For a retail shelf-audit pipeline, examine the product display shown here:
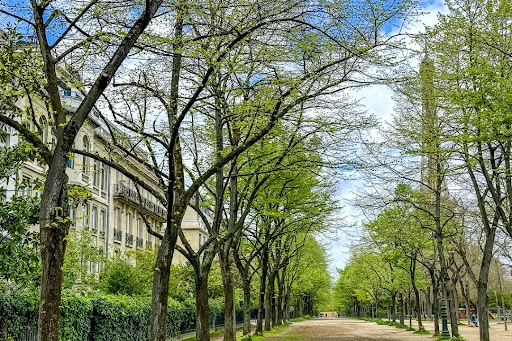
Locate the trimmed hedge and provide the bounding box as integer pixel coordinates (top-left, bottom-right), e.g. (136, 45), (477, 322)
(0, 293), (193, 341)
(0, 294), (38, 340)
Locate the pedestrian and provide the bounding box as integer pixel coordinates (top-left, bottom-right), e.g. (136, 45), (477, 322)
(471, 313), (478, 327)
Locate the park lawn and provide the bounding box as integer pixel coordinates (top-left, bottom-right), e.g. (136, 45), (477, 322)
(239, 322), (305, 341)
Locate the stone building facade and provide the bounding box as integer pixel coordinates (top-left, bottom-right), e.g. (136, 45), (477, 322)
(2, 86), (208, 270)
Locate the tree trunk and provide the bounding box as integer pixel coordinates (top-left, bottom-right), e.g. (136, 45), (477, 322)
(461, 280), (472, 326)
(498, 273), (507, 330)
(242, 279), (252, 335)
(426, 287), (432, 321)
(38, 169), (70, 341)
(391, 292), (396, 322)
(284, 293), (290, 323)
(195, 273), (211, 341)
(433, 285), (440, 335)
(408, 289), (412, 328)
(277, 278), (284, 325)
(149, 215), (180, 341)
(413, 286), (423, 330)
(272, 295), (277, 327)
(451, 277), (460, 324)
(256, 245), (268, 335)
(265, 271), (276, 331)
(399, 292), (405, 325)
(220, 251), (236, 341)
(475, 218), (496, 341)
(436, 236), (459, 337)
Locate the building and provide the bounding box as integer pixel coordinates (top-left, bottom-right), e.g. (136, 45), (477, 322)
(1, 81), (209, 270)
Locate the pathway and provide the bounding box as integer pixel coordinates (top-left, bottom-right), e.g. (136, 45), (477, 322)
(262, 318), (512, 340)
(263, 319), (432, 341)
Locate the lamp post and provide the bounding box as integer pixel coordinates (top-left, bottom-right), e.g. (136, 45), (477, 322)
(440, 299), (451, 339)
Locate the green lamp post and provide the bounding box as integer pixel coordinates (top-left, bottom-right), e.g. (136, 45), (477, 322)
(440, 299), (451, 339)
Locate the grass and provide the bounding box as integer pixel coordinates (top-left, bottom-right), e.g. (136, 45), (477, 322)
(435, 336), (466, 341)
(182, 330), (224, 341)
(360, 318), (431, 334)
(236, 316), (312, 341)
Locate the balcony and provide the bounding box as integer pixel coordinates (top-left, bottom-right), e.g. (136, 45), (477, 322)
(136, 237), (143, 248)
(113, 183), (166, 221)
(114, 229), (122, 243)
(125, 233), (133, 246)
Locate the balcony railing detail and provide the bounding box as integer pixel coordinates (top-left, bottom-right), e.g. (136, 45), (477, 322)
(136, 237), (143, 248)
(113, 183), (166, 220)
(114, 229), (122, 242)
(126, 233), (133, 246)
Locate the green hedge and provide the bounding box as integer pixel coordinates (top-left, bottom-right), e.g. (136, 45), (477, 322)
(60, 293), (93, 341)
(0, 294), (38, 340)
(0, 293), (193, 341)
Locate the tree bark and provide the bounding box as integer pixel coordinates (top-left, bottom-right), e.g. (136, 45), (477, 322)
(476, 226), (496, 341)
(195, 272), (211, 341)
(38, 170), (70, 341)
(242, 279), (252, 335)
(391, 292), (396, 322)
(426, 287), (432, 321)
(433, 285), (440, 335)
(149, 221), (179, 341)
(265, 271), (276, 330)
(256, 244), (268, 334)
(277, 275), (284, 325)
(399, 292), (405, 325)
(219, 251), (236, 341)
(436, 233), (459, 336)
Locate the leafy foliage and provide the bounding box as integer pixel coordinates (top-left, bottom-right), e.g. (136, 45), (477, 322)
(0, 293), (192, 341)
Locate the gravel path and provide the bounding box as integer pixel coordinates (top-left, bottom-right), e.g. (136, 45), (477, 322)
(263, 319), (433, 341)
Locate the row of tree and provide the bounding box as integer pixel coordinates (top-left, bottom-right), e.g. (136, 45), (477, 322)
(0, 0), (415, 340)
(335, 1), (512, 341)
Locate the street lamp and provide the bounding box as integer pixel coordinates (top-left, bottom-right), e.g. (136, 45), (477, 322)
(440, 299), (451, 339)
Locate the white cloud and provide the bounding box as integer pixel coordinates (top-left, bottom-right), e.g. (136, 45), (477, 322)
(327, 1), (449, 274)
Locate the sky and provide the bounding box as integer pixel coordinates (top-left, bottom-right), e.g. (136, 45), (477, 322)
(324, 0), (449, 277)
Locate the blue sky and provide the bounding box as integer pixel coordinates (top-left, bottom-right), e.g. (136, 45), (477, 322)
(324, 0), (448, 277)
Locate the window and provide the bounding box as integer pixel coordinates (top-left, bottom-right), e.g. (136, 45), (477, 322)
(93, 161), (99, 187)
(82, 136), (89, 175)
(114, 208), (120, 229)
(101, 164), (107, 191)
(67, 157), (73, 168)
(82, 204), (90, 227)
(127, 213), (132, 234)
(21, 176), (31, 197)
(39, 116), (48, 144)
(99, 210), (105, 234)
(69, 206), (76, 225)
(91, 206), (97, 232)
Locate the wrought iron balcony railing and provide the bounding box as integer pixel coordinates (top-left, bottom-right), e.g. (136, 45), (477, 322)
(113, 183), (166, 220)
(114, 229), (122, 242)
(136, 237), (143, 248)
(125, 233), (133, 246)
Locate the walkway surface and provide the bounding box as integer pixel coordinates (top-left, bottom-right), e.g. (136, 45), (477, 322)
(261, 318), (512, 340)
(263, 319), (432, 341)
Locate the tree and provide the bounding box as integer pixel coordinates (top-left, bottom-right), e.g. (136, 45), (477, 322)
(97, 1), (415, 339)
(425, 1), (512, 339)
(0, 2), (164, 339)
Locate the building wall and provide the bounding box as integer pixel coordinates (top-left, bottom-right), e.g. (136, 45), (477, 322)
(3, 92), (208, 269)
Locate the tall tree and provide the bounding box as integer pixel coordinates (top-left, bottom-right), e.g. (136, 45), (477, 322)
(0, 2), (164, 339)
